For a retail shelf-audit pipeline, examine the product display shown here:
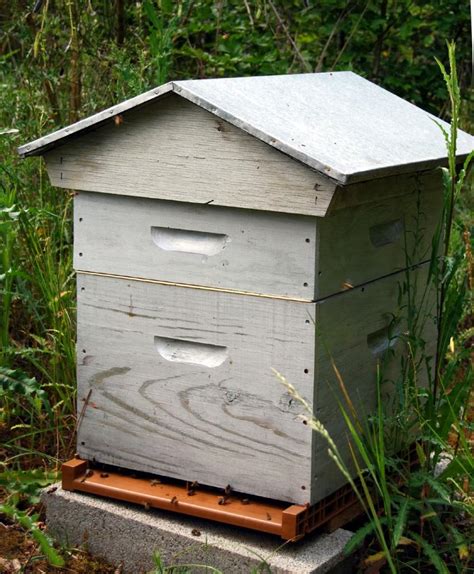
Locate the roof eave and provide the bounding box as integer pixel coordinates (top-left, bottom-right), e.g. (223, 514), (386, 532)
(17, 82), (175, 158)
(340, 153), (471, 186)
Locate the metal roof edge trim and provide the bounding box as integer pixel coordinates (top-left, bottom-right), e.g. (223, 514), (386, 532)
(339, 154), (470, 186)
(172, 81), (346, 184)
(17, 82), (175, 158)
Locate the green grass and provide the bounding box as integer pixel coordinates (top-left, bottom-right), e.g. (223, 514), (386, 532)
(0, 3), (472, 571)
(277, 43), (473, 573)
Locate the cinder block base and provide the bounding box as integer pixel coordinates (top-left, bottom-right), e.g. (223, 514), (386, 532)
(42, 486), (354, 574)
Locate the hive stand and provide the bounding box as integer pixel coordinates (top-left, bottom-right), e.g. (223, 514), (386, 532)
(62, 441), (420, 540)
(62, 458), (362, 541)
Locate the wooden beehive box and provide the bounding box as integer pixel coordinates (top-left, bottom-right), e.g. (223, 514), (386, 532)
(19, 72), (473, 506)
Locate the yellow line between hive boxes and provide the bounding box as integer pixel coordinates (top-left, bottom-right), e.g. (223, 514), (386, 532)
(75, 270), (314, 303)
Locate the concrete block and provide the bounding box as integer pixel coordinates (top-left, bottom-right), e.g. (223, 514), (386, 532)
(42, 486), (353, 574)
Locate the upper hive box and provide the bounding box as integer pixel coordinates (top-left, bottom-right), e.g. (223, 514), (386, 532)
(19, 73), (474, 505)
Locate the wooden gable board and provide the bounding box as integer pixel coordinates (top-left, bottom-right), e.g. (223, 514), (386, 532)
(44, 95), (336, 216)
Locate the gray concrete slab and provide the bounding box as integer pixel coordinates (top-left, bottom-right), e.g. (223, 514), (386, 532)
(42, 486), (354, 574)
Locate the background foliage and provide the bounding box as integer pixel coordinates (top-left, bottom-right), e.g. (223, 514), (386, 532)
(0, 1), (472, 571)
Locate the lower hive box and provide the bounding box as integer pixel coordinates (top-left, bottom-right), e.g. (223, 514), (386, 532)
(76, 265), (435, 506)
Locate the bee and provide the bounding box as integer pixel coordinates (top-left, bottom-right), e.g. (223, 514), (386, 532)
(100, 472), (109, 479)
(150, 479), (161, 486)
(218, 484), (233, 505)
(187, 480), (199, 496)
(114, 114), (124, 126)
(170, 496), (178, 504)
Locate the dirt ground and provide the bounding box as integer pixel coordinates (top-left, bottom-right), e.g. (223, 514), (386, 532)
(0, 514), (118, 574)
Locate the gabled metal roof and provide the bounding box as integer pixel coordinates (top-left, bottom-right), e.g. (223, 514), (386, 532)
(18, 72), (473, 185)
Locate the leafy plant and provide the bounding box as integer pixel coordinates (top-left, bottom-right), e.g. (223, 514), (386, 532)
(0, 468), (59, 506)
(0, 163), (21, 364)
(0, 366), (52, 423)
(0, 502), (65, 567)
(143, 0), (181, 86)
(0, 467), (62, 566)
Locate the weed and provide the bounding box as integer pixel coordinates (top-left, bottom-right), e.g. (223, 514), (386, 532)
(0, 468), (63, 567)
(149, 550), (223, 574)
(276, 42), (473, 573)
(0, 3), (471, 571)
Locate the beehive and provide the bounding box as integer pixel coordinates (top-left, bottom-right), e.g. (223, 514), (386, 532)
(19, 72), (474, 506)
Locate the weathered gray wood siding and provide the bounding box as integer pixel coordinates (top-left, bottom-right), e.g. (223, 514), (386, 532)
(310, 263), (437, 503)
(21, 69), (447, 508)
(73, 173), (442, 301)
(317, 173), (443, 298)
(73, 192), (317, 300)
(76, 272), (315, 504)
(76, 262), (436, 505)
(45, 94), (336, 217)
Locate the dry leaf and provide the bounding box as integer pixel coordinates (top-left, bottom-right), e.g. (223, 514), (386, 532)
(363, 550), (386, 565)
(458, 544), (469, 561)
(398, 536), (417, 546)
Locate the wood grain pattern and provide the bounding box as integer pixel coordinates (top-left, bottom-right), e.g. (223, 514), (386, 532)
(328, 170), (441, 212)
(73, 182), (442, 300)
(76, 273), (315, 504)
(76, 264), (437, 505)
(310, 263), (437, 502)
(74, 191), (317, 300)
(45, 94), (336, 217)
(317, 180), (443, 298)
